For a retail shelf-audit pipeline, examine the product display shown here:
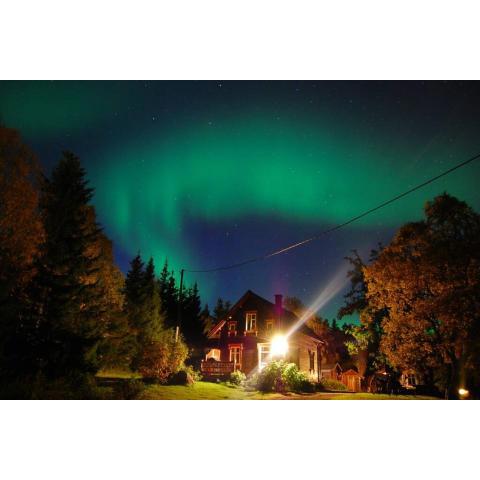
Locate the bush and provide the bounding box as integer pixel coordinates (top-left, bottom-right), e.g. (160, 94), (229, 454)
(320, 378), (347, 391)
(183, 364), (202, 382)
(138, 329), (189, 383)
(229, 370), (246, 386)
(255, 361), (316, 393)
(115, 379), (145, 399)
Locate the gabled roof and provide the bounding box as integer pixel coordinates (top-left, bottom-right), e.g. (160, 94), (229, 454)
(321, 362), (342, 371)
(207, 289), (323, 343)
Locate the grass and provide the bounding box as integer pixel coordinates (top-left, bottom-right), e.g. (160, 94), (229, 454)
(94, 371), (439, 400)
(138, 381), (439, 400)
(140, 381), (280, 400)
(96, 369), (142, 379)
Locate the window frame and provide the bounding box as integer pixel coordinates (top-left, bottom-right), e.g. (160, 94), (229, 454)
(245, 311), (257, 334)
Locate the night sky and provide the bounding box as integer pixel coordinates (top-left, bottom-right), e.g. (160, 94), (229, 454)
(1, 81), (479, 323)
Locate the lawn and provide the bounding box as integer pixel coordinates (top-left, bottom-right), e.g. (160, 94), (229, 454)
(95, 372), (439, 400)
(138, 381), (438, 400)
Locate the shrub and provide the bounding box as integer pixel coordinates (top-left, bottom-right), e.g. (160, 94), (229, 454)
(320, 378), (347, 391)
(183, 364), (202, 382)
(138, 329), (189, 383)
(229, 370), (246, 386)
(255, 361), (316, 393)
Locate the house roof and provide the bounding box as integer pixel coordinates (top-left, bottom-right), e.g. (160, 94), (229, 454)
(207, 289), (324, 343)
(342, 368), (362, 377)
(321, 362), (342, 371)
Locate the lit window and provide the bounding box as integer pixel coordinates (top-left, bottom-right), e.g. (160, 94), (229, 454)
(228, 321), (237, 336)
(245, 312), (257, 332)
(206, 349), (221, 361)
(229, 345), (242, 369)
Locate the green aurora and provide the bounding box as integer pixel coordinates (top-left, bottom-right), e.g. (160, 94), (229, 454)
(1, 81), (479, 318)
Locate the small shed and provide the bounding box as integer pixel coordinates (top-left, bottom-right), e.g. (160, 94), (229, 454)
(342, 369), (362, 392)
(320, 362), (342, 381)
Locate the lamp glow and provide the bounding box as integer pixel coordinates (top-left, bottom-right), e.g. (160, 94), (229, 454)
(458, 388), (469, 397)
(271, 335), (288, 357)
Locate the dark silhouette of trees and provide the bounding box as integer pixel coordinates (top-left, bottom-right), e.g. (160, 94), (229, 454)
(365, 194), (480, 398)
(124, 254), (165, 369)
(158, 259), (178, 327)
(181, 282), (204, 346)
(339, 249), (387, 377)
(213, 297), (231, 320)
(35, 151), (107, 380)
(0, 127), (44, 384)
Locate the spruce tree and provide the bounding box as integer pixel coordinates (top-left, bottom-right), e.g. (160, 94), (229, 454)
(157, 259), (178, 327)
(142, 258), (164, 343)
(200, 304), (213, 335)
(182, 282), (203, 346)
(213, 297), (230, 320)
(37, 151), (104, 379)
(125, 255), (165, 370)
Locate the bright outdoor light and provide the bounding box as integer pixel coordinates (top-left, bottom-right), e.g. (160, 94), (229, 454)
(458, 388), (469, 397)
(271, 335), (288, 357)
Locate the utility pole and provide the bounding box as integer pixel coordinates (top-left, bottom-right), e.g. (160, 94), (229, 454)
(175, 268), (185, 343)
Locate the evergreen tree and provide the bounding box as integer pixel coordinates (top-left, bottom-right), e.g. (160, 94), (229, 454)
(142, 257), (164, 343)
(158, 259), (178, 327)
(125, 255), (165, 369)
(182, 282), (203, 346)
(213, 297), (231, 320)
(200, 304), (213, 335)
(36, 151), (105, 379)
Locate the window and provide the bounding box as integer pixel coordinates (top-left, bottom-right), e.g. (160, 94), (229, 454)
(206, 349), (221, 361)
(229, 345), (242, 369)
(309, 350), (315, 373)
(228, 321), (237, 336)
(245, 312), (257, 333)
(266, 319), (274, 333)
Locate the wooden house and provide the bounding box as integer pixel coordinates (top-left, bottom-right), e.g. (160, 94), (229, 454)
(202, 290), (325, 380)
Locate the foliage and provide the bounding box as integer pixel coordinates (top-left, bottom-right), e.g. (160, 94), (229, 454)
(255, 361), (316, 393)
(125, 254), (165, 370)
(138, 329), (189, 383)
(338, 249), (387, 376)
(30, 151), (107, 379)
(213, 297), (231, 320)
(229, 370), (246, 386)
(181, 282), (205, 346)
(320, 378), (347, 391)
(0, 127), (45, 381)
(182, 364), (202, 382)
(364, 194), (480, 397)
(158, 259), (178, 327)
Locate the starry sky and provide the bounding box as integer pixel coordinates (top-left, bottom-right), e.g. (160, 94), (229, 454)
(1, 81), (479, 323)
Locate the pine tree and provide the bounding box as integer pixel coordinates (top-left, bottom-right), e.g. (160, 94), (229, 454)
(142, 258), (164, 343)
(182, 282), (203, 346)
(213, 297), (230, 320)
(36, 151), (104, 379)
(125, 255), (166, 369)
(200, 304), (213, 335)
(158, 259), (178, 327)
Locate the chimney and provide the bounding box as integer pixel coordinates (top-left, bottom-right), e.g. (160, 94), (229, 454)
(274, 294), (283, 310)
(274, 294), (283, 329)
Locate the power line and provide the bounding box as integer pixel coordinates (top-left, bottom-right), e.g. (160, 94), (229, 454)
(185, 151), (480, 273)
